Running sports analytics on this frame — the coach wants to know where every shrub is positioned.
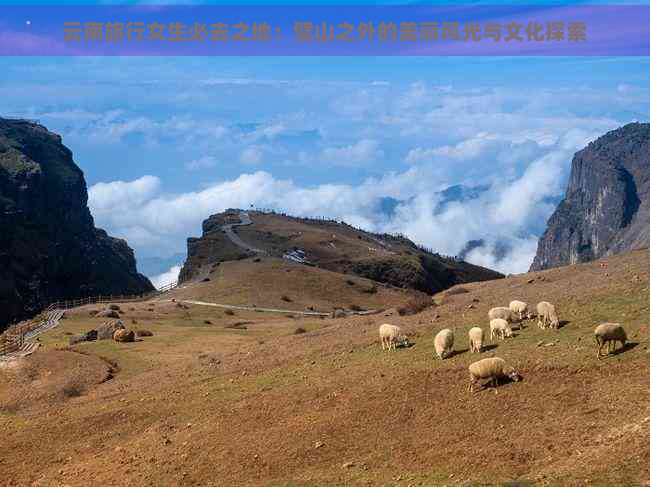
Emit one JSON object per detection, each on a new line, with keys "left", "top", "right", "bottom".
{"left": 224, "top": 309, "right": 235, "bottom": 316}
{"left": 281, "top": 295, "right": 292, "bottom": 302}
{"left": 398, "top": 295, "right": 433, "bottom": 316}
{"left": 135, "top": 329, "right": 153, "bottom": 337}
{"left": 204, "top": 319, "right": 212, "bottom": 325}
{"left": 294, "top": 327, "right": 307, "bottom": 334}
{"left": 349, "top": 304, "right": 364, "bottom": 312}
{"left": 363, "top": 285, "right": 378, "bottom": 294}
{"left": 346, "top": 279, "right": 356, "bottom": 286}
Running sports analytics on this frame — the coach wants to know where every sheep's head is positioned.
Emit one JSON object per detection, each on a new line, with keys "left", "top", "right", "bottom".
{"left": 398, "top": 335, "right": 410, "bottom": 347}
{"left": 526, "top": 311, "right": 534, "bottom": 320}
{"left": 504, "top": 365, "right": 521, "bottom": 382}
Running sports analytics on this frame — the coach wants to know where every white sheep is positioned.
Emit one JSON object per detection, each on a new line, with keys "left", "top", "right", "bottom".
{"left": 536, "top": 301, "right": 559, "bottom": 329}
{"left": 509, "top": 300, "right": 531, "bottom": 323}
{"left": 468, "top": 327, "right": 484, "bottom": 353}
{"left": 434, "top": 328, "right": 454, "bottom": 359}
{"left": 594, "top": 323, "right": 627, "bottom": 358}
{"left": 468, "top": 357, "right": 521, "bottom": 392}
{"left": 488, "top": 306, "right": 516, "bottom": 323}
{"left": 379, "top": 323, "right": 409, "bottom": 351}
{"left": 490, "top": 318, "right": 512, "bottom": 341}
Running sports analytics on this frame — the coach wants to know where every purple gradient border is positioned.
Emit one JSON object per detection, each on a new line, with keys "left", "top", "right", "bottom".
{"left": 0, "top": 5, "right": 649, "bottom": 56}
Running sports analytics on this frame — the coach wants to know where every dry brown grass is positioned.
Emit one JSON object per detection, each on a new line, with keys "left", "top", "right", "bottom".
{"left": 398, "top": 293, "right": 434, "bottom": 316}
{"left": 1, "top": 250, "right": 650, "bottom": 486}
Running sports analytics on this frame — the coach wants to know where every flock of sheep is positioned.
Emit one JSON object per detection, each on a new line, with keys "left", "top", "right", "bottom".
{"left": 379, "top": 299, "right": 629, "bottom": 392}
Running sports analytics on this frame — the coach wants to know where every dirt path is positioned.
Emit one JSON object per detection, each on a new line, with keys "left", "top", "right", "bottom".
{"left": 179, "top": 299, "right": 331, "bottom": 316}
{"left": 222, "top": 211, "right": 265, "bottom": 254}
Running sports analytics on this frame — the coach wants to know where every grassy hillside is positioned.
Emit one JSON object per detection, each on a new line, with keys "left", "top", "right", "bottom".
{"left": 1, "top": 249, "right": 649, "bottom": 486}
{"left": 182, "top": 210, "right": 503, "bottom": 294}
{"left": 170, "top": 257, "right": 412, "bottom": 313}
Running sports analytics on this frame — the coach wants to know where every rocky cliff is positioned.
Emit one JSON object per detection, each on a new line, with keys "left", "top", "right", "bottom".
{"left": 0, "top": 118, "right": 154, "bottom": 330}
{"left": 531, "top": 122, "right": 650, "bottom": 271}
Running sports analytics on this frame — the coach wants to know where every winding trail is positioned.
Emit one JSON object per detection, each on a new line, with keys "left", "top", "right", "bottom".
{"left": 179, "top": 299, "right": 331, "bottom": 317}
{"left": 222, "top": 211, "right": 265, "bottom": 254}
{"left": 0, "top": 309, "right": 64, "bottom": 362}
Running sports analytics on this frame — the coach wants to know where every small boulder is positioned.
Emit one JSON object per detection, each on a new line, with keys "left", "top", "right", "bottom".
{"left": 97, "top": 320, "right": 126, "bottom": 340}
{"left": 113, "top": 329, "right": 135, "bottom": 343}
{"left": 135, "top": 329, "right": 153, "bottom": 337}
{"left": 97, "top": 309, "right": 120, "bottom": 319}
{"left": 332, "top": 309, "right": 346, "bottom": 319}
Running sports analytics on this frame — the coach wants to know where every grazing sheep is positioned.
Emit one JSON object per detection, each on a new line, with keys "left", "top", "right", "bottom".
{"left": 488, "top": 306, "right": 516, "bottom": 323}
{"left": 537, "top": 301, "right": 559, "bottom": 329}
{"left": 509, "top": 300, "right": 531, "bottom": 323}
{"left": 468, "top": 327, "right": 484, "bottom": 353}
{"left": 468, "top": 357, "right": 521, "bottom": 392}
{"left": 490, "top": 318, "right": 512, "bottom": 341}
{"left": 594, "top": 323, "right": 627, "bottom": 358}
{"left": 434, "top": 328, "right": 454, "bottom": 359}
{"left": 379, "top": 324, "right": 409, "bottom": 351}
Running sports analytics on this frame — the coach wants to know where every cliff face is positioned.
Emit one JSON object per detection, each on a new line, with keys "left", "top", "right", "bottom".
{"left": 0, "top": 118, "right": 153, "bottom": 329}
{"left": 531, "top": 123, "right": 650, "bottom": 271}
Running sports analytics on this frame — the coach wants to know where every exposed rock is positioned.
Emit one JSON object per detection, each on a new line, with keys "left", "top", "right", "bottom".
{"left": 532, "top": 123, "right": 650, "bottom": 271}
{"left": 0, "top": 118, "right": 153, "bottom": 330}
{"left": 113, "top": 329, "right": 135, "bottom": 343}
{"left": 97, "top": 320, "right": 125, "bottom": 340}
{"left": 332, "top": 309, "right": 347, "bottom": 319}
{"left": 97, "top": 309, "right": 120, "bottom": 319}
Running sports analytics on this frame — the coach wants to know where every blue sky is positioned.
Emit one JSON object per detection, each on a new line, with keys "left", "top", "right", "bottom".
{"left": 2, "top": 2, "right": 649, "bottom": 282}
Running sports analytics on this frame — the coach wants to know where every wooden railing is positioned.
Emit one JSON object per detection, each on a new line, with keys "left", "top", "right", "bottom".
{"left": 0, "top": 280, "right": 179, "bottom": 357}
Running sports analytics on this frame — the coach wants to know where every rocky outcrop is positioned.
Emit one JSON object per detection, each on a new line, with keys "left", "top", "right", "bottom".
{"left": 531, "top": 123, "right": 650, "bottom": 271}
{"left": 0, "top": 118, "right": 153, "bottom": 330}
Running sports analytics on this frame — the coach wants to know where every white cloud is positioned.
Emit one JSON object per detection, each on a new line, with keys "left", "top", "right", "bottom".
{"left": 89, "top": 175, "right": 161, "bottom": 212}
{"left": 321, "top": 139, "right": 383, "bottom": 167}
{"left": 240, "top": 146, "right": 263, "bottom": 165}
{"left": 150, "top": 265, "right": 182, "bottom": 290}
{"left": 185, "top": 156, "right": 217, "bottom": 171}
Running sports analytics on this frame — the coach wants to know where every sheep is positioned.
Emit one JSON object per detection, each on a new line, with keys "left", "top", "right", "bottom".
{"left": 379, "top": 323, "right": 409, "bottom": 351}
{"left": 434, "top": 328, "right": 454, "bottom": 359}
{"left": 468, "top": 357, "right": 521, "bottom": 392}
{"left": 509, "top": 300, "right": 531, "bottom": 324}
{"left": 536, "top": 301, "right": 559, "bottom": 329}
{"left": 490, "top": 318, "right": 512, "bottom": 341}
{"left": 594, "top": 323, "right": 627, "bottom": 358}
{"left": 488, "top": 306, "right": 516, "bottom": 324}
{"left": 468, "top": 327, "right": 484, "bottom": 353}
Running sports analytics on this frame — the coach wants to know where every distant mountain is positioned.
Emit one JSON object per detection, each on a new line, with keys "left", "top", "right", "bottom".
{"left": 435, "top": 183, "right": 490, "bottom": 214}
{"left": 531, "top": 123, "right": 650, "bottom": 271}
{"left": 375, "top": 184, "right": 489, "bottom": 220}
{"left": 138, "top": 253, "right": 186, "bottom": 278}
{"left": 180, "top": 209, "right": 503, "bottom": 294}
{"left": 0, "top": 118, "right": 153, "bottom": 330}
